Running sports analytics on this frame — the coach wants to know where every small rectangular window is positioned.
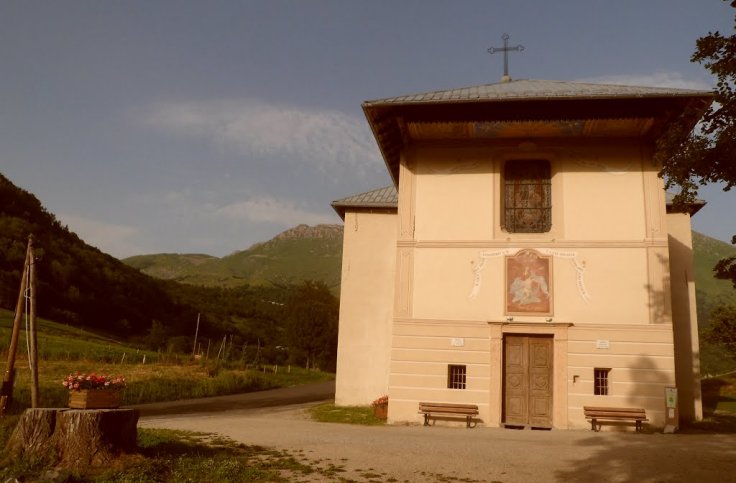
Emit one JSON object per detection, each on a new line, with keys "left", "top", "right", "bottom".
{"left": 594, "top": 368, "right": 610, "bottom": 395}
{"left": 448, "top": 365, "right": 467, "bottom": 389}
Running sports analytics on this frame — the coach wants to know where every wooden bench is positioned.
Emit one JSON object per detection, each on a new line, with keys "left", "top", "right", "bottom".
{"left": 584, "top": 406, "right": 648, "bottom": 432}
{"left": 418, "top": 402, "right": 479, "bottom": 428}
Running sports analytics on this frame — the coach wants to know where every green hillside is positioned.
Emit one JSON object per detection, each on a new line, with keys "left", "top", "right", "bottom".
{"left": 123, "top": 253, "right": 228, "bottom": 284}
{"left": 123, "top": 224, "right": 343, "bottom": 290}
{"left": 0, "top": 172, "right": 192, "bottom": 336}
{"left": 0, "top": 173, "right": 308, "bottom": 361}
{"left": 692, "top": 231, "right": 736, "bottom": 376}
{"left": 693, "top": 231, "right": 736, "bottom": 318}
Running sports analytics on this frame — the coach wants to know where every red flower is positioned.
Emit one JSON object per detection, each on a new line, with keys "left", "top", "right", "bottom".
{"left": 62, "top": 372, "right": 126, "bottom": 391}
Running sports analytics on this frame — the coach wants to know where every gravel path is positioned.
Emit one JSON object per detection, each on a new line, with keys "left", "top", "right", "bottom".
{"left": 137, "top": 386, "right": 736, "bottom": 482}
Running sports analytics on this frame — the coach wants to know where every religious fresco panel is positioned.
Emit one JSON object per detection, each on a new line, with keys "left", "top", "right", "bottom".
{"left": 505, "top": 249, "right": 553, "bottom": 316}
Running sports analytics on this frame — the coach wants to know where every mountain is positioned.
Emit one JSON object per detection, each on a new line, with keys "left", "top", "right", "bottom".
{"left": 0, "top": 172, "right": 193, "bottom": 336}
{"left": 123, "top": 224, "right": 343, "bottom": 290}
{"left": 0, "top": 173, "right": 292, "bottom": 350}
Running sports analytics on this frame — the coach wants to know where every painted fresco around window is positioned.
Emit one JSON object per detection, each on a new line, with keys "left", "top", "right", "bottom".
{"left": 505, "top": 249, "right": 553, "bottom": 316}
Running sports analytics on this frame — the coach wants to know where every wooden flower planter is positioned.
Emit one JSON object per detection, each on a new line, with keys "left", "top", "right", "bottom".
{"left": 68, "top": 389, "right": 121, "bottom": 409}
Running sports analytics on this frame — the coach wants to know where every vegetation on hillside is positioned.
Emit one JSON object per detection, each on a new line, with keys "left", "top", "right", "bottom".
{"left": 668, "top": 6, "right": 736, "bottom": 369}
{"left": 123, "top": 224, "right": 343, "bottom": 291}
{"left": 0, "top": 173, "right": 187, "bottom": 336}
{"left": 693, "top": 232, "right": 736, "bottom": 374}
{"left": 0, "top": 173, "right": 339, "bottom": 372}
{"left": 0, "top": 308, "right": 332, "bottom": 413}
{"left": 284, "top": 281, "right": 339, "bottom": 372}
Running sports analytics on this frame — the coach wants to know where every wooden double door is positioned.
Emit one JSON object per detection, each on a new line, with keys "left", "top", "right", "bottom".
{"left": 503, "top": 335, "right": 553, "bottom": 428}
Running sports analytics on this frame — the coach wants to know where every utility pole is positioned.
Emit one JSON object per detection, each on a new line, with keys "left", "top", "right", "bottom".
{"left": 192, "top": 313, "right": 200, "bottom": 359}
{"left": 28, "top": 236, "right": 39, "bottom": 408}
{"left": 1, "top": 236, "right": 33, "bottom": 415}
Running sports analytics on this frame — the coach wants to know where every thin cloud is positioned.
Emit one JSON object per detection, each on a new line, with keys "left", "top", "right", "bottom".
{"left": 140, "top": 99, "right": 382, "bottom": 175}
{"left": 577, "top": 71, "right": 712, "bottom": 90}
{"left": 215, "top": 196, "right": 337, "bottom": 227}
{"left": 58, "top": 214, "right": 141, "bottom": 258}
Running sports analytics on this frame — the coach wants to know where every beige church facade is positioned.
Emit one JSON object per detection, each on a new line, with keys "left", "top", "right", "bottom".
{"left": 332, "top": 79, "right": 712, "bottom": 430}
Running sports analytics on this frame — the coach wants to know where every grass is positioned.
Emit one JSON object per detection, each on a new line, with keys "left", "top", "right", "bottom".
{"left": 681, "top": 372, "right": 736, "bottom": 433}
{"left": 0, "top": 308, "right": 333, "bottom": 413}
{"left": 1, "top": 359, "right": 332, "bottom": 413}
{"left": 309, "top": 403, "right": 386, "bottom": 425}
{"left": 0, "top": 427, "right": 324, "bottom": 482}
{"left": 0, "top": 303, "right": 337, "bottom": 480}
{"left": 0, "top": 308, "right": 155, "bottom": 363}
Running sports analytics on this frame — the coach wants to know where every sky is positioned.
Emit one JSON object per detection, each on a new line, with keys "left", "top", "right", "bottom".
{"left": 1, "top": 0, "right": 734, "bottom": 258}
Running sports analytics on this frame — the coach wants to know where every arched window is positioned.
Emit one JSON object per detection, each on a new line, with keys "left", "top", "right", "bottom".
{"left": 503, "top": 160, "right": 551, "bottom": 233}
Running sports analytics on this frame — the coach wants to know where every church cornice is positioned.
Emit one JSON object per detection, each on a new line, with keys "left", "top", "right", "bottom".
{"left": 396, "top": 239, "right": 669, "bottom": 249}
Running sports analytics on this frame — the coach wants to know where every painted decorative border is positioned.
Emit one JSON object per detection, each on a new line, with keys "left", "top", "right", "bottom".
{"left": 469, "top": 248, "right": 590, "bottom": 304}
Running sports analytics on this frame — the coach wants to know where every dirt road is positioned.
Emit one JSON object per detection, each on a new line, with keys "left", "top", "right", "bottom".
{"left": 133, "top": 380, "right": 335, "bottom": 417}
{"left": 137, "top": 384, "right": 736, "bottom": 482}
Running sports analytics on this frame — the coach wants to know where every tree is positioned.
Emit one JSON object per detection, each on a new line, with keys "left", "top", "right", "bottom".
{"left": 705, "top": 305, "right": 736, "bottom": 357}
{"left": 656, "top": 0, "right": 736, "bottom": 286}
{"left": 145, "top": 320, "right": 169, "bottom": 350}
{"left": 665, "top": 2, "right": 736, "bottom": 363}
{"left": 284, "top": 281, "right": 339, "bottom": 371}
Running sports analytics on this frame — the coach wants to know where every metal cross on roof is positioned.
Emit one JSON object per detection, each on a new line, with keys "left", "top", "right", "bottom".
{"left": 487, "top": 33, "right": 524, "bottom": 81}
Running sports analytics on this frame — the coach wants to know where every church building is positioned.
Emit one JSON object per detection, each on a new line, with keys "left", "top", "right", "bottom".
{"left": 331, "top": 77, "right": 712, "bottom": 429}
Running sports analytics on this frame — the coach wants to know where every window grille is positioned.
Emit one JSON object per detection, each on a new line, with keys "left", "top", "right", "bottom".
{"left": 447, "top": 365, "right": 467, "bottom": 389}
{"left": 503, "top": 160, "right": 552, "bottom": 233}
{"left": 594, "top": 368, "right": 610, "bottom": 395}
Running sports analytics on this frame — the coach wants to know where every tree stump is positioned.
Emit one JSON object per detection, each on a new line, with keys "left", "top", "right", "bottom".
{"left": 4, "top": 408, "right": 139, "bottom": 470}
{"left": 4, "top": 408, "right": 58, "bottom": 463}
{"left": 53, "top": 409, "right": 139, "bottom": 470}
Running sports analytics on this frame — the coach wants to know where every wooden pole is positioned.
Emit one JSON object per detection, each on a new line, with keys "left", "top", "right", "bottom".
{"left": 216, "top": 336, "right": 226, "bottom": 361}
{"left": 254, "top": 338, "right": 261, "bottom": 365}
{"left": 0, "top": 238, "right": 32, "bottom": 414}
{"left": 28, "top": 236, "right": 39, "bottom": 408}
{"left": 191, "top": 313, "right": 200, "bottom": 359}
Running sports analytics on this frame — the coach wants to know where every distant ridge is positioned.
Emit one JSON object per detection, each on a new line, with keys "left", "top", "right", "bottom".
{"left": 244, "top": 224, "right": 342, "bottom": 251}
{"left": 123, "top": 224, "right": 344, "bottom": 290}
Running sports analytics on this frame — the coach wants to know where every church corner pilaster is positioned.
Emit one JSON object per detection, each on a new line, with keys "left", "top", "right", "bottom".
{"left": 640, "top": 154, "right": 667, "bottom": 241}
{"left": 398, "top": 151, "right": 416, "bottom": 242}
{"left": 394, "top": 248, "right": 414, "bottom": 318}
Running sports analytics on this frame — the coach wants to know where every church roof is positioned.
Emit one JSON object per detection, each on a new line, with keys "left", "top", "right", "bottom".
{"left": 665, "top": 191, "right": 706, "bottom": 215}
{"left": 331, "top": 185, "right": 398, "bottom": 220}
{"left": 363, "top": 79, "right": 714, "bottom": 185}
{"left": 332, "top": 185, "right": 705, "bottom": 219}
{"left": 363, "top": 79, "right": 712, "bottom": 105}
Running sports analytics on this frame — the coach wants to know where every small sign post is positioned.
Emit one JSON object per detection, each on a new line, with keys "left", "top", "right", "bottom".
{"left": 664, "top": 386, "right": 678, "bottom": 433}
